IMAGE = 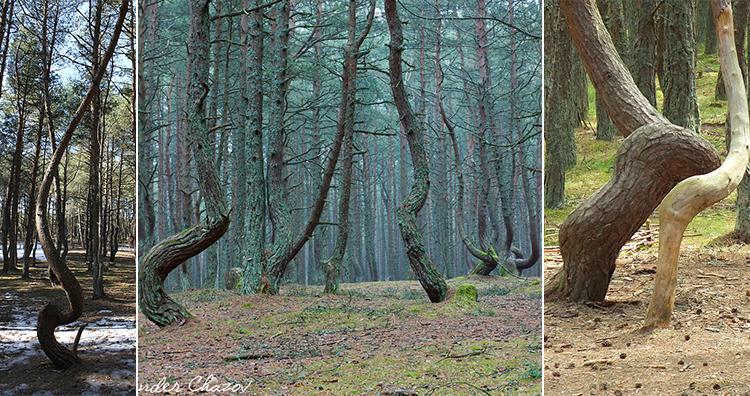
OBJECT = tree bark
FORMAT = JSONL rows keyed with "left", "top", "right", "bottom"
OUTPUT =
{"left": 23, "top": 116, "right": 44, "bottom": 278}
{"left": 643, "top": 0, "right": 750, "bottom": 329}
{"left": 627, "top": 0, "right": 658, "bottom": 106}
{"left": 735, "top": 168, "right": 750, "bottom": 242}
{"left": 548, "top": 0, "right": 722, "bottom": 302}
{"left": 322, "top": 0, "right": 374, "bottom": 294}
{"left": 35, "top": 0, "right": 128, "bottom": 369}
{"left": 89, "top": 0, "right": 104, "bottom": 300}
{"left": 385, "top": 0, "right": 447, "bottom": 303}
{"left": 595, "top": 0, "right": 626, "bottom": 141}
{"left": 661, "top": 0, "right": 700, "bottom": 133}
{"left": 2, "top": 67, "right": 26, "bottom": 273}
{"left": 543, "top": 0, "right": 578, "bottom": 209}
{"left": 240, "top": 0, "right": 267, "bottom": 294}
{"left": 138, "top": 0, "right": 230, "bottom": 327}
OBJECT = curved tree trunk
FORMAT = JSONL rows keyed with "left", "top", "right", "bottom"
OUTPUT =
{"left": 548, "top": 122, "right": 720, "bottom": 300}
{"left": 385, "top": 0, "right": 447, "bottom": 303}
{"left": 35, "top": 0, "right": 128, "bottom": 369}
{"left": 322, "top": 0, "right": 375, "bottom": 294}
{"left": 643, "top": 0, "right": 750, "bottom": 330}
{"left": 138, "top": 0, "right": 230, "bottom": 327}
{"left": 442, "top": 105, "right": 501, "bottom": 274}
{"left": 138, "top": 216, "right": 229, "bottom": 327}
{"left": 548, "top": 0, "right": 722, "bottom": 302}
{"left": 442, "top": 105, "right": 539, "bottom": 277}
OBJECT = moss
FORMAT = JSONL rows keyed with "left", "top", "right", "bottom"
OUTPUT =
{"left": 453, "top": 284, "right": 478, "bottom": 308}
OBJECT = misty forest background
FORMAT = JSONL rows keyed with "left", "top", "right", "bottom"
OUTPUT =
{"left": 138, "top": 0, "right": 542, "bottom": 293}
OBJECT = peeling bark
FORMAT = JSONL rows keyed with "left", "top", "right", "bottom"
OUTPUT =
{"left": 548, "top": 0, "right": 722, "bottom": 303}
{"left": 642, "top": 0, "right": 750, "bottom": 329}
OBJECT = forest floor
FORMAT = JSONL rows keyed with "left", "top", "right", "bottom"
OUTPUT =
{"left": 544, "top": 238, "right": 750, "bottom": 396}
{"left": 137, "top": 275, "right": 542, "bottom": 395}
{"left": 0, "top": 250, "right": 136, "bottom": 395}
{"left": 543, "top": 49, "right": 749, "bottom": 395}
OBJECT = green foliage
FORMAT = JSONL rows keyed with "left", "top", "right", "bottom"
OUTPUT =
{"left": 522, "top": 360, "right": 543, "bottom": 381}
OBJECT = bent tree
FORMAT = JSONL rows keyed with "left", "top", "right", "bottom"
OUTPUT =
{"left": 643, "top": 0, "right": 749, "bottom": 330}
{"left": 441, "top": 105, "right": 540, "bottom": 277}
{"left": 385, "top": 0, "right": 447, "bottom": 303}
{"left": 35, "top": 0, "right": 129, "bottom": 369}
{"left": 138, "top": 0, "right": 230, "bottom": 327}
{"left": 322, "top": 0, "right": 376, "bottom": 294}
{"left": 546, "top": 0, "right": 748, "bottom": 330}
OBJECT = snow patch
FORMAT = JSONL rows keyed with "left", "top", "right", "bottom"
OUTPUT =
{"left": 0, "top": 293, "right": 136, "bottom": 369}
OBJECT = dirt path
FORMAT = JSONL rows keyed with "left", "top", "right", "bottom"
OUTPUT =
{"left": 544, "top": 242, "right": 750, "bottom": 396}
{"left": 0, "top": 250, "right": 136, "bottom": 395}
{"left": 138, "top": 276, "right": 542, "bottom": 395}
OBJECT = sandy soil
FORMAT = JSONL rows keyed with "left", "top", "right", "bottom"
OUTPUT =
{"left": 544, "top": 241, "right": 750, "bottom": 396}
{"left": 138, "top": 276, "right": 542, "bottom": 395}
{"left": 0, "top": 250, "right": 136, "bottom": 395}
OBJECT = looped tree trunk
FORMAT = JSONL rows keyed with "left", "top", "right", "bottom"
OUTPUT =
{"left": 35, "top": 0, "right": 129, "bottom": 369}
{"left": 441, "top": 104, "right": 540, "bottom": 277}
{"left": 138, "top": 216, "right": 230, "bottom": 327}
{"left": 138, "top": 0, "right": 231, "bottom": 326}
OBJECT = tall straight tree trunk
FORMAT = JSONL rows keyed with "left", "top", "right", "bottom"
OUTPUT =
{"left": 628, "top": 0, "right": 658, "bottom": 106}
{"left": 544, "top": 0, "right": 578, "bottom": 208}
{"left": 702, "top": 0, "right": 719, "bottom": 53}
{"left": 241, "top": 0, "right": 267, "bottom": 294}
{"left": 3, "top": 53, "right": 30, "bottom": 273}
{"left": 362, "top": 134, "right": 377, "bottom": 281}
{"left": 385, "top": 0, "right": 447, "bottom": 303}
{"left": 433, "top": 0, "right": 452, "bottom": 278}
{"left": 23, "top": 116, "right": 45, "bottom": 278}
{"left": 0, "top": 0, "right": 14, "bottom": 101}
{"left": 139, "top": 0, "right": 230, "bottom": 327}
{"left": 264, "top": 0, "right": 294, "bottom": 293}
{"left": 310, "top": 0, "right": 325, "bottom": 285}
{"left": 736, "top": 168, "right": 750, "bottom": 242}
{"left": 109, "top": 149, "right": 124, "bottom": 262}
{"left": 89, "top": 0, "right": 104, "bottom": 300}
{"left": 662, "top": 0, "right": 700, "bottom": 132}
{"left": 595, "top": 0, "right": 626, "bottom": 141}
{"left": 137, "top": 0, "right": 158, "bottom": 254}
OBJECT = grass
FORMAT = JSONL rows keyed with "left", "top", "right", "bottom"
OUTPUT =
{"left": 139, "top": 277, "right": 542, "bottom": 396}
{"left": 546, "top": 47, "right": 739, "bottom": 249}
